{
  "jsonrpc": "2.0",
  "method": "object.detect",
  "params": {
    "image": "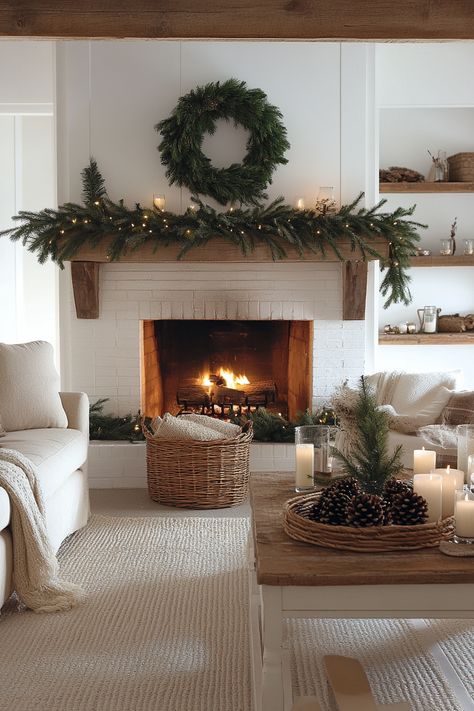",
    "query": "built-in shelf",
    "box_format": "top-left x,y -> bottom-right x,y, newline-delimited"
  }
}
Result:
379,181 -> 474,193
379,332 -> 474,345
408,255 -> 474,267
